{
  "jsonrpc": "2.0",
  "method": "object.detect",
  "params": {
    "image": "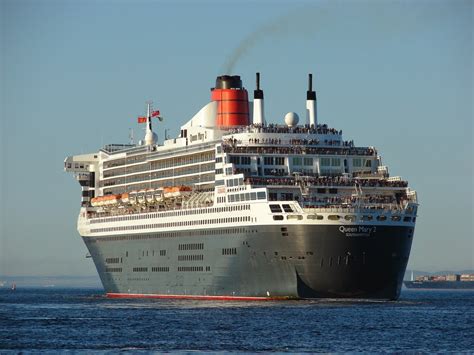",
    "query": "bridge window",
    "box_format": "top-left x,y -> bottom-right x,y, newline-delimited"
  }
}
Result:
269,204 -> 282,213
282,204 -> 293,213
